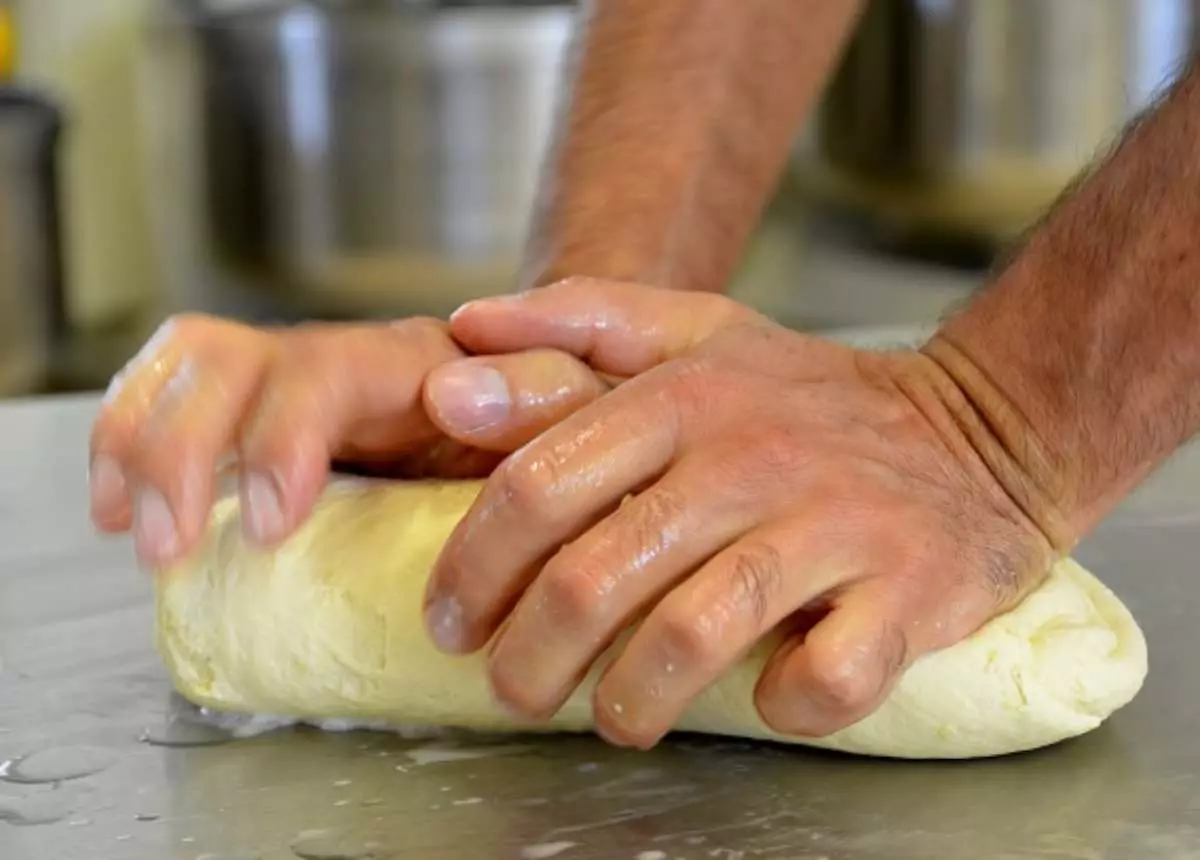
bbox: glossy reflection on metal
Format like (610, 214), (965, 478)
(178, 1), (576, 319)
(801, 0), (1200, 243)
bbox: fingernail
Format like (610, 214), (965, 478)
(243, 471), (285, 545)
(89, 455), (127, 511)
(450, 293), (529, 323)
(425, 594), (466, 652)
(430, 365), (511, 434)
(448, 300), (479, 323)
(134, 488), (179, 562)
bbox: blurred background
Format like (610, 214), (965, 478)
(0, 0), (1194, 398)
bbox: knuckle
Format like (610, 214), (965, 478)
(655, 607), (721, 672)
(807, 641), (890, 712)
(745, 426), (806, 476)
(809, 655), (875, 712)
(537, 556), (608, 629)
(90, 409), (132, 456)
(131, 428), (205, 482)
(664, 356), (722, 421)
(495, 451), (566, 521)
(160, 312), (214, 342)
(146, 313), (228, 362)
(486, 657), (555, 720)
(724, 543), (784, 628)
(611, 485), (687, 555)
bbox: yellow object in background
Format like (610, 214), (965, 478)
(0, 7), (14, 81)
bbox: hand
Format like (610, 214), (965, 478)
(90, 313), (615, 566)
(424, 280), (1059, 747)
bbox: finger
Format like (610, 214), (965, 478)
(753, 525), (1051, 740)
(753, 577), (924, 739)
(424, 369), (684, 655)
(449, 278), (757, 377)
(483, 448), (778, 719)
(424, 349), (613, 453)
(126, 343), (271, 565)
(90, 322), (186, 530)
(90, 315), (255, 534)
(589, 511), (861, 749)
(238, 318), (463, 547)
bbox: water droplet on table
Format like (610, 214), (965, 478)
(140, 715), (235, 748)
(0, 792), (73, 826)
(404, 743), (533, 766)
(289, 828), (389, 859)
(0, 745), (117, 783)
(520, 841), (577, 859)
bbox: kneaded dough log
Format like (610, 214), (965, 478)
(156, 478), (1148, 759)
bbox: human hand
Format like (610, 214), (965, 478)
(90, 314), (615, 567)
(424, 279), (1063, 747)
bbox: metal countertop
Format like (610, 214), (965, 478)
(2, 385), (1200, 860)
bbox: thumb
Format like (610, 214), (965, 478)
(448, 277), (759, 378)
(424, 349), (613, 453)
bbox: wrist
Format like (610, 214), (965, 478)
(918, 334), (1079, 550)
(920, 65), (1200, 540)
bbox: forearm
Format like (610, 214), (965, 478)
(520, 0), (863, 293)
(926, 64), (1200, 543)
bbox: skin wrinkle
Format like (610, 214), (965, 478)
(924, 336), (1071, 525)
(937, 63), (1200, 539)
(894, 345), (1072, 554)
(724, 542), (784, 631)
(601, 484), (686, 573)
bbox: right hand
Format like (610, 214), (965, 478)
(90, 313), (616, 568)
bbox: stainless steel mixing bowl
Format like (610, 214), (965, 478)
(796, 0), (1200, 245)
(184, 0), (575, 318)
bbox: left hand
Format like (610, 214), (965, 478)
(423, 279), (1058, 748)
(90, 314), (617, 566)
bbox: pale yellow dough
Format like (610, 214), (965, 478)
(155, 478), (1148, 759)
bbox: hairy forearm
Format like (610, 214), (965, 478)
(520, 0), (863, 293)
(926, 64), (1200, 543)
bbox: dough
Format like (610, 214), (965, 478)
(155, 478), (1148, 759)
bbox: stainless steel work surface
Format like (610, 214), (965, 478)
(2, 392), (1200, 860)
